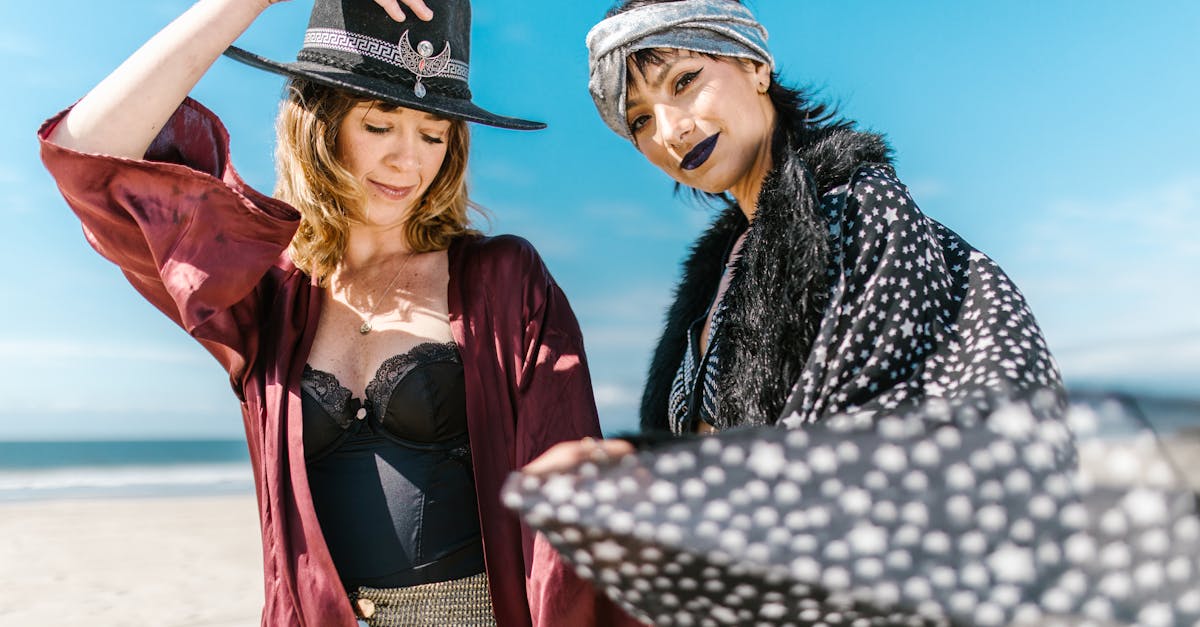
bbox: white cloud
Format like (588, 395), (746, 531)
(1027, 177), (1199, 262)
(0, 163), (21, 184)
(593, 382), (640, 409)
(501, 22), (534, 46)
(0, 338), (207, 365)
(472, 159), (538, 187)
(582, 326), (662, 352)
(0, 163), (34, 213)
(576, 281), (673, 321)
(0, 31), (41, 58)
(1054, 334), (1200, 395)
(904, 178), (948, 202)
(1013, 176), (1200, 395)
(0, 335), (232, 424)
(4, 397), (232, 415)
(1027, 176), (1199, 267)
(579, 199), (711, 241)
(0, 196), (33, 214)
(1017, 176), (1200, 344)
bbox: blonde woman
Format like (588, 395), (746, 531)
(38, 0), (636, 625)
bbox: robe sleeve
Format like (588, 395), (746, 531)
(37, 98), (301, 393)
(504, 241), (645, 626)
(784, 164), (1062, 424)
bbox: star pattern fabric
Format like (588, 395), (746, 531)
(504, 398), (1200, 626)
(783, 165), (1061, 425)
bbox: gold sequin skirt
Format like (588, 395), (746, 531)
(352, 572), (497, 627)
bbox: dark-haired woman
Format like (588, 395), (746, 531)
(37, 0), (638, 625)
(530, 0), (1062, 472)
(507, 4), (1199, 626)
(607, 0), (1063, 433)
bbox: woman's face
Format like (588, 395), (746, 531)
(624, 50), (773, 196)
(336, 102), (451, 226)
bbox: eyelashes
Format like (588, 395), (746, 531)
(629, 115), (650, 135)
(362, 124), (445, 144)
(674, 70), (700, 93)
(626, 68), (704, 136)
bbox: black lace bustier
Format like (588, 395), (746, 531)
(300, 342), (484, 590)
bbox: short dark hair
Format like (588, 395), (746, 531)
(604, 0), (845, 206)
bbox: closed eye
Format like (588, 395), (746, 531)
(364, 124), (390, 134)
(422, 134), (445, 144)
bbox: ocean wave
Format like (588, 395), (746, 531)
(0, 463), (253, 500)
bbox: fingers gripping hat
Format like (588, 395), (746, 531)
(224, 0), (544, 130)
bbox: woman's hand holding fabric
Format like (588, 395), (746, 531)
(521, 438), (635, 477)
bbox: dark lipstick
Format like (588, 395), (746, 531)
(680, 133), (720, 171)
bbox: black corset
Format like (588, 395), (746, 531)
(300, 342), (484, 590)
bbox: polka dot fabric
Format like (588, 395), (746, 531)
(503, 398), (1200, 626)
(782, 165), (1062, 425)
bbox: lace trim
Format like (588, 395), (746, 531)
(302, 365), (357, 429)
(365, 342), (461, 415)
(303, 342), (461, 426)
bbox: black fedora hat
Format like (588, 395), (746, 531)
(224, 0), (544, 130)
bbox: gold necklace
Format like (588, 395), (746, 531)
(346, 252), (416, 335)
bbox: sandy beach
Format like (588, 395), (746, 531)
(0, 495), (262, 627)
(0, 430), (1194, 627)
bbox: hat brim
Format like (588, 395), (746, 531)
(223, 46), (546, 131)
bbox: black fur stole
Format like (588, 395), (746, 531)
(640, 120), (892, 431)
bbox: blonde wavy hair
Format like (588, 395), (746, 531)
(274, 79), (479, 282)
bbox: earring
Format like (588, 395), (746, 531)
(757, 82), (768, 94)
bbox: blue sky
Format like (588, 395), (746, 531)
(1, 1), (1197, 440)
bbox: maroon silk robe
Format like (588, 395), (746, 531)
(39, 99), (637, 627)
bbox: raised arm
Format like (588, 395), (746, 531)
(47, 0), (432, 158)
(48, 0), (275, 157)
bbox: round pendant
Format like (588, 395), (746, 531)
(359, 321), (372, 335)
(414, 81), (427, 98)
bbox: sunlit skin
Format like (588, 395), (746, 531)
(624, 50), (776, 220)
(522, 438), (637, 476)
(305, 102), (455, 400)
(336, 103), (451, 248)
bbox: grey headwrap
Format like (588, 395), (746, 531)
(586, 0), (774, 142)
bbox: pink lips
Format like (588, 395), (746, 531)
(370, 180), (416, 201)
(681, 133), (719, 171)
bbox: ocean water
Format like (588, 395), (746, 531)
(0, 440), (253, 502)
(0, 392), (1194, 503)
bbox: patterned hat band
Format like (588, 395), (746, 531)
(300, 28), (471, 99)
(222, 0), (544, 130)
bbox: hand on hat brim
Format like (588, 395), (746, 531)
(373, 0), (434, 22)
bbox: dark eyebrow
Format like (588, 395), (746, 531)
(625, 59), (678, 110)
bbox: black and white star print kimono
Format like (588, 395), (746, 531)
(780, 163), (1061, 426)
(503, 122), (1200, 624)
(639, 121), (1061, 434)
